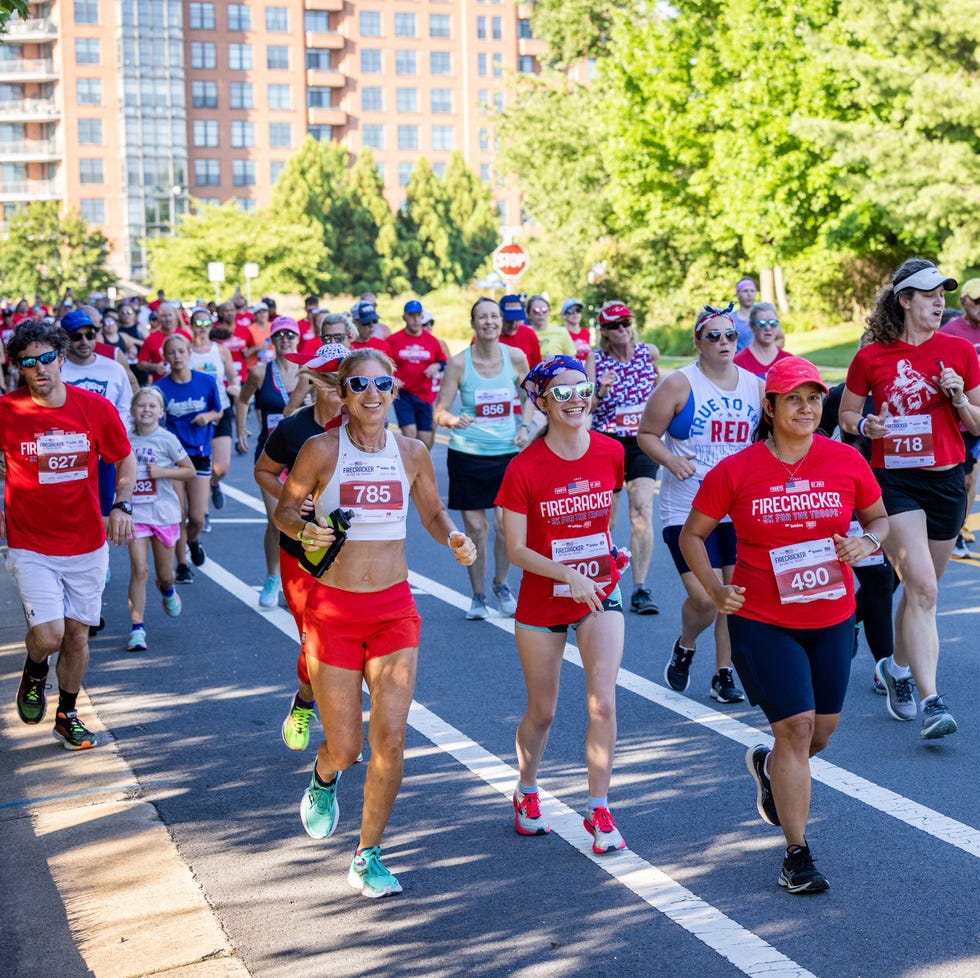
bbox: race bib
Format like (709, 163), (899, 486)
(36, 431), (90, 485)
(474, 388), (512, 422)
(614, 402), (644, 437)
(769, 537), (846, 604)
(551, 531), (612, 598)
(883, 414), (934, 469)
(847, 519), (884, 567)
(339, 458), (404, 522)
(266, 412), (284, 434)
(133, 477), (157, 502)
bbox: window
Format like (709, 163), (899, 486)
(235, 198), (257, 212)
(267, 45), (289, 70)
(230, 82), (253, 109)
(74, 0), (98, 24)
(269, 123), (291, 147)
(394, 13), (415, 37)
(430, 14), (450, 39)
(397, 125), (418, 150)
(194, 160), (221, 186)
(76, 78), (101, 105)
(189, 3), (215, 29)
(478, 128), (489, 151)
(360, 11), (381, 36)
(478, 53), (487, 77)
(396, 88), (417, 113)
(476, 16), (486, 39)
(307, 87), (331, 108)
(492, 16), (502, 40)
(432, 125), (454, 151)
(190, 42), (216, 69)
(363, 124), (384, 150)
(433, 162), (446, 178)
(518, 55), (535, 74)
(395, 50), (416, 75)
(227, 4), (250, 31)
(376, 162), (385, 182)
(229, 44), (253, 70)
(231, 121), (255, 148)
(192, 119), (219, 147)
(493, 53), (502, 77)
(431, 89), (452, 114)
(192, 80), (218, 108)
(80, 199), (105, 223)
(306, 48), (331, 70)
(361, 49), (381, 73)
(271, 161), (285, 183)
(478, 88), (489, 112)
(494, 91), (504, 112)
(518, 18), (532, 39)
(304, 10), (329, 32)
(79, 158), (103, 184)
(78, 118), (102, 144)
(268, 84), (291, 110)
(430, 51), (451, 75)
(480, 163), (490, 182)
(361, 86), (383, 112)
(398, 161), (412, 187)
(233, 160), (256, 186)
(308, 125), (333, 142)
(265, 6), (288, 31)
(75, 38), (99, 64)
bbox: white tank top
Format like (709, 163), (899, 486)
(316, 425), (410, 541)
(659, 362), (761, 527)
(189, 342), (230, 409)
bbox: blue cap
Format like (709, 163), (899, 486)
(500, 294), (525, 321)
(561, 298), (584, 315)
(403, 299), (423, 315)
(61, 309), (95, 331)
(351, 300), (378, 325)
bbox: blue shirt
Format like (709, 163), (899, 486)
(156, 371), (222, 457)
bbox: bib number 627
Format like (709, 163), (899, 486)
(47, 454), (78, 470)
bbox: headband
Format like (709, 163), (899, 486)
(694, 302), (735, 334)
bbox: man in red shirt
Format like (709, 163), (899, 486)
(350, 301), (390, 354)
(298, 295), (320, 352)
(1, 320), (136, 751)
(137, 301), (191, 380)
(387, 299), (446, 449)
(499, 294), (542, 368)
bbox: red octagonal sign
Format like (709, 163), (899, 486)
(492, 242), (530, 280)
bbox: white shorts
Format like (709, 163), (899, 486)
(5, 544), (109, 628)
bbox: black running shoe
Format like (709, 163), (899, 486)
(745, 745), (780, 826)
(176, 563), (195, 584)
(710, 668), (744, 704)
(779, 844), (829, 894)
(189, 539), (206, 567)
(53, 710), (97, 751)
(630, 587), (659, 615)
(16, 669), (48, 725)
(664, 638), (694, 691)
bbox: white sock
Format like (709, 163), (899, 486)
(888, 657), (912, 680)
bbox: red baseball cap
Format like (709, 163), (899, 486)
(765, 356), (828, 395)
(285, 342), (348, 372)
(598, 301), (632, 325)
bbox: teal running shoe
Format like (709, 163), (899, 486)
(347, 846), (402, 898)
(300, 768), (340, 839)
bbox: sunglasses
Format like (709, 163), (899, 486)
(68, 330), (98, 341)
(345, 374), (395, 394)
(701, 330), (739, 343)
(18, 349), (58, 368)
(192, 318), (211, 327)
(542, 381), (594, 402)
(751, 319), (779, 329)
(320, 332), (346, 343)
(601, 320), (631, 331)
(273, 331), (298, 340)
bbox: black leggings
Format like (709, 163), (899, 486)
(853, 559), (899, 662)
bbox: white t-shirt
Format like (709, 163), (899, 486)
(128, 426), (187, 527)
(62, 354), (132, 424)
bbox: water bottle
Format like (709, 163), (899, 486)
(299, 508), (355, 578)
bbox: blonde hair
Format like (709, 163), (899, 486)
(131, 385), (166, 413)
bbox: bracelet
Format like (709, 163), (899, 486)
(296, 523), (308, 543)
(448, 531), (463, 548)
(857, 416), (867, 437)
(953, 396), (969, 408)
(518, 423), (530, 430)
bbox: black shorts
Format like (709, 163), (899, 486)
(962, 431), (980, 476)
(393, 390), (434, 432)
(606, 433), (659, 483)
(874, 465), (966, 540)
(190, 454), (213, 478)
(447, 448), (516, 511)
(663, 522), (737, 576)
(727, 614), (854, 723)
(515, 586), (623, 634)
(213, 405), (233, 439)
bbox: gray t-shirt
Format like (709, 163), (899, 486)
(128, 426), (188, 527)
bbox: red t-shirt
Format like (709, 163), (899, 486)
(387, 328), (446, 403)
(692, 437), (882, 629)
(298, 317), (318, 354)
(139, 328), (192, 367)
(568, 327), (591, 362)
(350, 336), (391, 356)
(235, 311), (254, 329)
(495, 432), (624, 627)
(216, 324), (253, 382)
(733, 346), (792, 378)
(500, 324), (542, 369)
(845, 332), (980, 469)
(941, 316), (980, 355)
(0, 385), (132, 556)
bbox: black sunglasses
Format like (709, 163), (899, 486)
(702, 330), (739, 343)
(19, 350), (58, 368)
(69, 330), (98, 341)
(600, 320), (631, 331)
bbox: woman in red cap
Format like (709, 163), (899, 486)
(680, 356), (887, 894)
(591, 300), (661, 614)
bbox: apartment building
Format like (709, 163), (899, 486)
(0, 1), (545, 283)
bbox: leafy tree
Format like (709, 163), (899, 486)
(0, 200), (111, 300)
(398, 158), (459, 293)
(0, 1), (31, 32)
(528, 0), (633, 67)
(442, 151), (498, 283)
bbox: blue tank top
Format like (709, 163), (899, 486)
(448, 347), (520, 457)
(254, 360), (290, 459)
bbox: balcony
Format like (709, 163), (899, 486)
(517, 4), (534, 16)
(2, 17), (57, 41)
(0, 98), (61, 122)
(305, 0), (343, 10)
(307, 106), (346, 127)
(304, 30), (345, 50)
(0, 58), (58, 82)
(0, 138), (60, 162)
(0, 178), (62, 202)
(518, 37), (547, 58)
(306, 68), (345, 88)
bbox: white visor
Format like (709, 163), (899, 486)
(892, 266), (957, 294)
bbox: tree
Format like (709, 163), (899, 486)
(398, 158), (459, 293)
(443, 151), (498, 284)
(0, 201), (111, 300)
(0, 1), (31, 32)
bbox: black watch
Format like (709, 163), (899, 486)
(111, 500), (134, 516)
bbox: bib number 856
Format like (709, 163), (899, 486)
(791, 567), (830, 591)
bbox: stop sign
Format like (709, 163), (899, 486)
(492, 242), (530, 280)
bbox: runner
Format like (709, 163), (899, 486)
(125, 386), (195, 651)
(680, 356), (887, 892)
(433, 297), (533, 619)
(638, 303), (763, 701)
(733, 303), (793, 378)
(496, 355), (630, 854)
(387, 300), (446, 450)
(839, 259), (980, 740)
(562, 298), (592, 363)
(274, 348), (477, 898)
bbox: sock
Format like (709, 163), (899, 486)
(58, 690), (78, 715)
(24, 655), (49, 680)
(517, 782), (538, 798)
(920, 693), (938, 708)
(294, 693), (315, 710)
(313, 768), (336, 789)
(132, 622), (145, 631)
(160, 583), (175, 597)
(676, 637), (695, 652)
(888, 657), (912, 680)
(763, 751), (772, 779)
(587, 795), (608, 814)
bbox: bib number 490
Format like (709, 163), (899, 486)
(790, 566), (830, 592)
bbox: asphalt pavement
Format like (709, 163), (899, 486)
(4, 434), (980, 978)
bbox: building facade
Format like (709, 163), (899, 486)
(0, 0), (544, 283)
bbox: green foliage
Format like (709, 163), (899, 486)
(443, 151), (499, 284)
(398, 158), (459, 292)
(0, 201), (111, 299)
(0, 1), (31, 31)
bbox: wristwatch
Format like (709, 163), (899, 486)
(111, 500), (133, 516)
(862, 530), (881, 550)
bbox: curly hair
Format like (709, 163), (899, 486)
(866, 257), (936, 345)
(7, 319), (68, 360)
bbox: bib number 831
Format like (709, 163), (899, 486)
(791, 567), (830, 591)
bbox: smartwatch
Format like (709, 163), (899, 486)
(862, 531), (881, 550)
(111, 500), (134, 516)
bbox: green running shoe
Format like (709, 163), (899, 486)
(300, 768), (340, 839)
(16, 669), (48, 725)
(281, 695), (315, 751)
(347, 846), (402, 898)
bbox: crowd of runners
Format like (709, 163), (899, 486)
(3, 256), (979, 898)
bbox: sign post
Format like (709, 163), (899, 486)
(207, 261), (225, 304)
(243, 262), (259, 305)
(491, 242), (529, 290)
